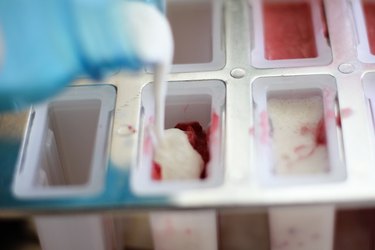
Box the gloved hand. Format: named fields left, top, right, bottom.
left=0, top=0, right=167, bottom=111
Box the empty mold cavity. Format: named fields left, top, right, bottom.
left=253, top=75, right=345, bottom=186
left=165, top=0, right=225, bottom=72
left=251, top=0, right=331, bottom=68
left=132, top=80, right=225, bottom=195
left=351, top=0, right=375, bottom=62
left=13, top=85, right=116, bottom=198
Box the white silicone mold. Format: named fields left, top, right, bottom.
left=12, top=85, right=116, bottom=198
left=250, top=0, right=332, bottom=68
left=252, top=75, right=346, bottom=186
left=132, top=80, right=225, bottom=195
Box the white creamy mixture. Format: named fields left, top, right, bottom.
left=154, top=129, right=204, bottom=180
left=124, top=2, right=203, bottom=179
left=268, top=96, right=328, bottom=175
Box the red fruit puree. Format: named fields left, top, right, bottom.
left=364, top=2, right=375, bottom=54
left=263, top=2, right=318, bottom=60
left=152, top=122, right=210, bottom=180
left=315, top=118, right=326, bottom=146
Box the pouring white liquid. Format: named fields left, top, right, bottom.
left=122, top=1, right=172, bottom=140
left=123, top=1, right=172, bottom=141
left=124, top=2, right=203, bottom=179
left=127, top=5, right=218, bottom=250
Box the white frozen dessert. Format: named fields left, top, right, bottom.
left=153, top=128, right=204, bottom=180
left=268, top=95, right=328, bottom=174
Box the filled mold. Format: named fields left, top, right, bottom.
left=132, top=80, right=225, bottom=195
left=253, top=75, right=346, bottom=185
left=264, top=2, right=317, bottom=60
left=12, top=85, right=116, bottom=198
left=267, top=91, right=328, bottom=175
left=251, top=0, right=332, bottom=68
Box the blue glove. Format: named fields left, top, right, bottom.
left=0, top=0, right=165, bottom=111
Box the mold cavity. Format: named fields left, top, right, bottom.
left=164, top=95, right=212, bottom=129
left=251, top=0, right=331, bottom=68
left=39, top=99, right=101, bottom=186
left=253, top=75, right=346, bottom=185
left=267, top=89, right=328, bottom=175
left=133, top=80, right=225, bottom=194
left=263, top=2, right=317, bottom=60
left=13, top=85, right=116, bottom=198
left=363, top=1, right=375, bottom=54
left=152, top=94, right=212, bottom=181
left=167, top=0, right=213, bottom=64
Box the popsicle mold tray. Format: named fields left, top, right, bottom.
left=3, top=0, right=375, bottom=213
